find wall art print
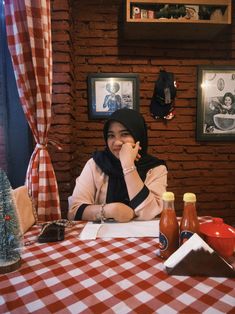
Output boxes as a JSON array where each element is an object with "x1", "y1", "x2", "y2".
[
  {"x1": 88, "y1": 73, "x2": 139, "y2": 119},
  {"x1": 197, "y1": 66, "x2": 235, "y2": 141}
]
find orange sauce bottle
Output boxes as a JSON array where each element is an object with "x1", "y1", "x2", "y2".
[
  {"x1": 180, "y1": 192, "x2": 199, "y2": 245},
  {"x1": 159, "y1": 192, "x2": 179, "y2": 259}
]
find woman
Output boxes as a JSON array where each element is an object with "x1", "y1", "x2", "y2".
[
  {"x1": 103, "y1": 82, "x2": 122, "y2": 112},
  {"x1": 220, "y1": 92, "x2": 235, "y2": 114},
  {"x1": 68, "y1": 108, "x2": 167, "y2": 222}
]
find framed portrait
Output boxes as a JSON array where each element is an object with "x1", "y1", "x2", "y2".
[
  {"x1": 196, "y1": 66, "x2": 235, "y2": 141},
  {"x1": 87, "y1": 73, "x2": 139, "y2": 119}
]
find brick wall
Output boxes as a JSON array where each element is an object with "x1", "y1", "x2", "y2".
[
  {"x1": 51, "y1": 0, "x2": 235, "y2": 224},
  {"x1": 50, "y1": 0, "x2": 76, "y2": 217}
]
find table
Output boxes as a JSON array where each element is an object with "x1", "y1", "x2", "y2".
[{"x1": 0, "y1": 219, "x2": 235, "y2": 314}]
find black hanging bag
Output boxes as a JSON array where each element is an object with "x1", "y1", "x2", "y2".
[{"x1": 150, "y1": 70, "x2": 177, "y2": 120}]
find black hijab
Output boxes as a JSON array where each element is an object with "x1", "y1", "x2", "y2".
[{"x1": 93, "y1": 108, "x2": 166, "y2": 204}]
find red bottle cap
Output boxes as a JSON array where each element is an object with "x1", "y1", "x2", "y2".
[{"x1": 200, "y1": 217, "x2": 235, "y2": 239}]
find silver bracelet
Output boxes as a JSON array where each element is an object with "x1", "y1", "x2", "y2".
[
  {"x1": 100, "y1": 203, "x2": 106, "y2": 223},
  {"x1": 123, "y1": 165, "x2": 136, "y2": 176},
  {"x1": 95, "y1": 204, "x2": 106, "y2": 223}
]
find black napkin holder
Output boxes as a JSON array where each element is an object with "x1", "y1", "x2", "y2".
[
  {"x1": 38, "y1": 223, "x2": 65, "y2": 243},
  {"x1": 163, "y1": 233, "x2": 235, "y2": 278},
  {"x1": 165, "y1": 248, "x2": 235, "y2": 278}
]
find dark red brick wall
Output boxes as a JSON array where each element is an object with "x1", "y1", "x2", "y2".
[
  {"x1": 50, "y1": 0, "x2": 76, "y2": 217},
  {"x1": 51, "y1": 0, "x2": 235, "y2": 224}
]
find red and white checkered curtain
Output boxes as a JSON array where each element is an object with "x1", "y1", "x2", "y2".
[{"x1": 4, "y1": 1, "x2": 61, "y2": 221}]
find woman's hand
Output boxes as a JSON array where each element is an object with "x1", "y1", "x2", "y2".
[
  {"x1": 119, "y1": 141, "x2": 141, "y2": 169},
  {"x1": 105, "y1": 203, "x2": 134, "y2": 222}
]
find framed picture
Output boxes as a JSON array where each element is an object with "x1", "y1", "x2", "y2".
[
  {"x1": 197, "y1": 65, "x2": 235, "y2": 141},
  {"x1": 88, "y1": 73, "x2": 139, "y2": 119}
]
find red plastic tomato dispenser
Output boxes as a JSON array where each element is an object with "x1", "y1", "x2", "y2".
[{"x1": 200, "y1": 217, "x2": 235, "y2": 258}]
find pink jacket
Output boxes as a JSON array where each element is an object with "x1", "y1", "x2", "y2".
[{"x1": 68, "y1": 158, "x2": 167, "y2": 221}]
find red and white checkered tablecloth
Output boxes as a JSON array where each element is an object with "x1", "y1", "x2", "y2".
[{"x1": 0, "y1": 218, "x2": 234, "y2": 314}]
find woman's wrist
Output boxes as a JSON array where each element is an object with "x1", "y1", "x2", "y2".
[
  {"x1": 95, "y1": 203, "x2": 106, "y2": 222},
  {"x1": 123, "y1": 165, "x2": 136, "y2": 176}
]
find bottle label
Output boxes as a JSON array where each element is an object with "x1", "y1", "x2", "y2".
[
  {"x1": 159, "y1": 232, "x2": 168, "y2": 251},
  {"x1": 180, "y1": 230, "x2": 194, "y2": 245}
]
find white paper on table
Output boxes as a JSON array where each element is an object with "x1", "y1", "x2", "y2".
[
  {"x1": 79, "y1": 220, "x2": 160, "y2": 239},
  {"x1": 79, "y1": 223, "x2": 102, "y2": 240}
]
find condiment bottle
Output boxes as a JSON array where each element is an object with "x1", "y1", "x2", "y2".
[
  {"x1": 180, "y1": 192, "x2": 199, "y2": 245},
  {"x1": 159, "y1": 191, "x2": 179, "y2": 259}
]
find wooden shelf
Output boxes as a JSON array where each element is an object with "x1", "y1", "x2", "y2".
[{"x1": 124, "y1": 0, "x2": 232, "y2": 40}]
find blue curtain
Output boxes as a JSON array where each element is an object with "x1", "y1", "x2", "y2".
[{"x1": 0, "y1": 0, "x2": 32, "y2": 188}]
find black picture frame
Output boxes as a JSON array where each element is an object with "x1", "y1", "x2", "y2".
[
  {"x1": 88, "y1": 73, "x2": 139, "y2": 119},
  {"x1": 196, "y1": 65, "x2": 235, "y2": 141}
]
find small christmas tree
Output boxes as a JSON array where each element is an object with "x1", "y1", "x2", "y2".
[{"x1": 0, "y1": 169, "x2": 22, "y2": 273}]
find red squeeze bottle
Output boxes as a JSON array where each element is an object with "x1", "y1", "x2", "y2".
[
  {"x1": 180, "y1": 193, "x2": 199, "y2": 245},
  {"x1": 159, "y1": 192, "x2": 179, "y2": 259}
]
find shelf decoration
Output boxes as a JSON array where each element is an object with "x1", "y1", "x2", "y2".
[
  {"x1": 125, "y1": 1, "x2": 232, "y2": 40},
  {"x1": 130, "y1": 3, "x2": 228, "y2": 21}
]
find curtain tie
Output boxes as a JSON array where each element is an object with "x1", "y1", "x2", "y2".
[
  {"x1": 36, "y1": 140, "x2": 62, "y2": 151},
  {"x1": 48, "y1": 139, "x2": 63, "y2": 151},
  {"x1": 36, "y1": 143, "x2": 47, "y2": 149}
]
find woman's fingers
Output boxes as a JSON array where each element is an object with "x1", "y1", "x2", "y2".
[{"x1": 135, "y1": 153, "x2": 141, "y2": 161}]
